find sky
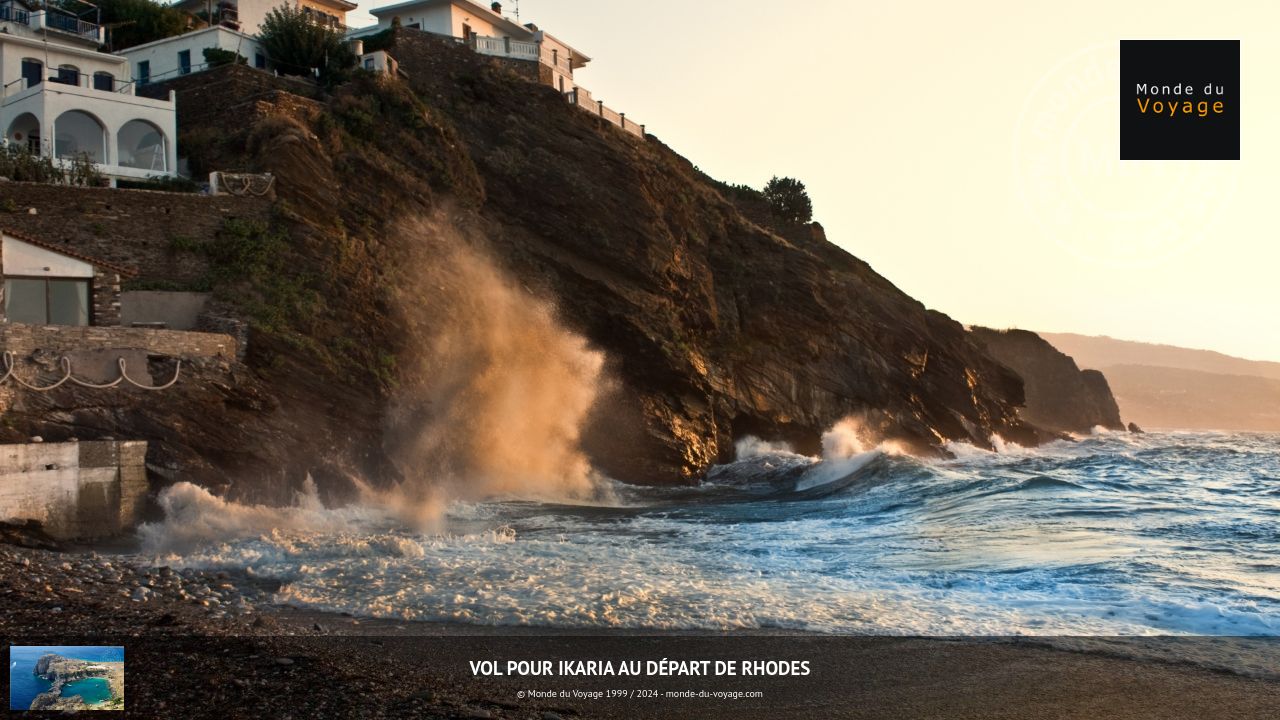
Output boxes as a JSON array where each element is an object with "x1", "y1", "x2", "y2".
[{"x1": 353, "y1": 1, "x2": 1279, "y2": 362}]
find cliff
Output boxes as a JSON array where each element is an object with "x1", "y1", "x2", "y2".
[
  {"x1": 30, "y1": 653, "x2": 124, "y2": 710},
  {"x1": 969, "y1": 327, "x2": 1124, "y2": 434},
  {"x1": 1, "y1": 32, "x2": 1068, "y2": 499}
]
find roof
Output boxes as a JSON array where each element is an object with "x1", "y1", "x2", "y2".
[
  {"x1": 371, "y1": 0, "x2": 533, "y2": 39},
  {"x1": 115, "y1": 24, "x2": 258, "y2": 55},
  {"x1": 537, "y1": 30, "x2": 591, "y2": 67},
  {"x1": 0, "y1": 31, "x2": 128, "y2": 65},
  {"x1": 171, "y1": 0, "x2": 360, "y2": 13},
  {"x1": 1, "y1": 228, "x2": 139, "y2": 278}
]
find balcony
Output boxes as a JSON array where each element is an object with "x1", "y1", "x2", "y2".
[
  {"x1": 43, "y1": 8, "x2": 98, "y2": 40},
  {"x1": 0, "y1": 3, "x2": 31, "y2": 25}
]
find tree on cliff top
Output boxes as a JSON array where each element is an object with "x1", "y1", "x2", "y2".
[
  {"x1": 96, "y1": 0, "x2": 189, "y2": 52},
  {"x1": 259, "y1": 6, "x2": 356, "y2": 84},
  {"x1": 762, "y1": 176, "x2": 813, "y2": 225}
]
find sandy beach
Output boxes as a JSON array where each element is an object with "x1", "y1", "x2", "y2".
[{"x1": 1, "y1": 543, "x2": 1277, "y2": 719}]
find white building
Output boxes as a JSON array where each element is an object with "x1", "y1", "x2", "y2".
[
  {"x1": 115, "y1": 0, "x2": 358, "y2": 85},
  {"x1": 169, "y1": 0, "x2": 358, "y2": 36},
  {"x1": 363, "y1": 0, "x2": 590, "y2": 94},
  {"x1": 0, "y1": 0, "x2": 178, "y2": 181},
  {"x1": 120, "y1": 25, "x2": 267, "y2": 85}
]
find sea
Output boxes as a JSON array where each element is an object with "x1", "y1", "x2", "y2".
[
  {"x1": 7, "y1": 646, "x2": 123, "y2": 711},
  {"x1": 140, "y1": 431, "x2": 1279, "y2": 639}
]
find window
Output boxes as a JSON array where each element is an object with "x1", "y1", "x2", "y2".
[
  {"x1": 137, "y1": 60, "x2": 150, "y2": 85},
  {"x1": 364, "y1": 57, "x2": 375, "y2": 70},
  {"x1": 54, "y1": 65, "x2": 79, "y2": 86},
  {"x1": 178, "y1": 50, "x2": 191, "y2": 75},
  {"x1": 254, "y1": 53, "x2": 266, "y2": 69},
  {"x1": 4, "y1": 278, "x2": 90, "y2": 326},
  {"x1": 20, "y1": 59, "x2": 42, "y2": 88},
  {"x1": 93, "y1": 72, "x2": 114, "y2": 91}
]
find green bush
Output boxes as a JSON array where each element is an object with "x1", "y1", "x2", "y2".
[
  {"x1": 0, "y1": 144, "x2": 104, "y2": 186},
  {"x1": 117, "y1": 174, "x2": 201, "y2": 193},
  {"x1": 259, "y1": 6, "x2": 356, "y2": 85},
  {"x1": 203, "y1": 47, "x2": 247, "y2": 68}
]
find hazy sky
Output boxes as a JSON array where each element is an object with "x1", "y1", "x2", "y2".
[{"x1": 356, "y1": 1, "x2": 1278, "y2": 362}]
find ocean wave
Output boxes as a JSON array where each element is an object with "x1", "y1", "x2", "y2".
[{"x1": 135, "y1": 431, "x2": 1280, "y2": 646}]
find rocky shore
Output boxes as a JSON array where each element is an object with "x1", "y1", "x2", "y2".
[
  {"x1": 0, "y1": 544, "x2": 575, "y2": 719},
  {"x1": 3, "y1": 543, "x2": 1279, "y2": 719}
]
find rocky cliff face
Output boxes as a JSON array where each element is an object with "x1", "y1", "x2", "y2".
[
  {"x1": 2, "y1": 33, "x2": 1067, "y2": 499},
  {"x1": 969, "y1": 328, "x2": 1124, "y2": 434}
]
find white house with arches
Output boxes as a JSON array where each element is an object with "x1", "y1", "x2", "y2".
[{"x1": 0, "y1": 0, "x2": 178, "y2": 183}]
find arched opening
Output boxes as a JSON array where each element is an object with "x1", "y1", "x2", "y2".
[
  {"x1": 116, "y1": 119, "x2": 167, "y2": 171},
  {"x1": 6, "y1": 113, "x2": 41, "y2": 154},
  {"x1": 93, "y1": 71, "x2": 115, "y2": 92},
  {"x1": 53, "y1": 110, "x2": 106, "y2": 163}
]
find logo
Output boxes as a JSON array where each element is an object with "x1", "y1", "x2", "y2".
[{"x1": 1120, "y1": 40, "x2": 1239, "y2": 160}]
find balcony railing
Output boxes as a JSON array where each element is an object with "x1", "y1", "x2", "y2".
[
  {"x1": 0, "y1": 4, "x2": 31, "y2": 25},
  {"x1": 472, "y1": 35, "x2": 540, "y2": 61},
  {"x1": 43, "y1": 9, "x2": 98, "y2": 39}
]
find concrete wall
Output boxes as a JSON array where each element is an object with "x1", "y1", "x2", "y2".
[
  {"x1": 0, "y1": 440, "x2": 147, "y2": 539},
  {"x1": 121, "y1": 291, "x2": 210, "y2": 330}
]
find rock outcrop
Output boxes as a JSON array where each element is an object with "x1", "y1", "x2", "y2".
[
  {"x1": 969, "y1": 328, "x2": 1124, "y2": 434},
  {"x1": 2, "y1": 34, "x2": 1068, "y2": 496},
  {"x1": 29, "y1": 653, "x2": 124, "y2": 711}
]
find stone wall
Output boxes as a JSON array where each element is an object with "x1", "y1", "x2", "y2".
[
  {"x1": 91, "y1": 268, "x2": 123, "y2": 327},
  {"x1": 0, "y1": 323, "x2": 237, "y2": 361},
  {"x1": 0, "y1": 182, "x2": 270, "y2": 284},
  {"x1": 138, "y1": 63, "x2": 321, "y2": 127},
  {"x1": 0, "y1": 440, "x2": 148, "y2": 539}
]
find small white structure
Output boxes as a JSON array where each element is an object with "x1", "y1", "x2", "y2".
[
  {"x1": 119, "y1": 25, "x2": 267, "y2": 85},
  {"x1": 362, "y1": 0, "x2": 590, "y2": 94},
  {"x1": 169, "y1": 0, "x2": 359, "y2": 35},
  {"x1": 0, "y1": 0, "x2": 178, "y2": 181},
  {"x1": 358, "y1": 48, "x2": 397, "y2": 75}
]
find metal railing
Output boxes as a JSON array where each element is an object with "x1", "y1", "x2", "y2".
[
  {"x1": 0, "y1": 4, "x2": 31, "y2": 25},
  {"x1": 43, "y1": 9, "x2": 98, "y2": 39}
]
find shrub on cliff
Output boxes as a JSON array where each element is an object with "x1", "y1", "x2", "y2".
[
  {"x1": 97, "y1": 0, "x2": 189, "y2": 52},
  {"x1": 259, "y1": 6, "x2": 356, "y2": 84},
  {"x1": 203, "y1": 47, "x2": 247, "y2": 68},
  {"x1": 762, "y1": 176, "x2": 814, "y2": 225}
]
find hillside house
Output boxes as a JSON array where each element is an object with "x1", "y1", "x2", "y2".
[
  {"x1": 0, "y1": 0, "x2": 178, "y2": 181},
  {"x1": 364, "y1": 0, "x2": 590, "y2": 94},
  {"x1": 0, "y1": 229, "x2": 132, "y2": 327},
  {"x1": 118, "y1": 0, "x2": 360, "y2": 83},
  {"x1": 120, "y1": 24, "x2": 268, "y2": 84},
  {"x1": 169, "y1": 0, "x2": 357, "y2": 35}
]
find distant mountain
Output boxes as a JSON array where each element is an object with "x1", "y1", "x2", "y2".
[
  {"x1": 1099, "y1": 365, "x2": 1280, "y2": 432},
  {"x1": 1038, "y1": 333, "x2": 1280, "y2": 431},
  {"x1": 1040, "y1": 333, "x2": 1280, "y2": 381}
]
